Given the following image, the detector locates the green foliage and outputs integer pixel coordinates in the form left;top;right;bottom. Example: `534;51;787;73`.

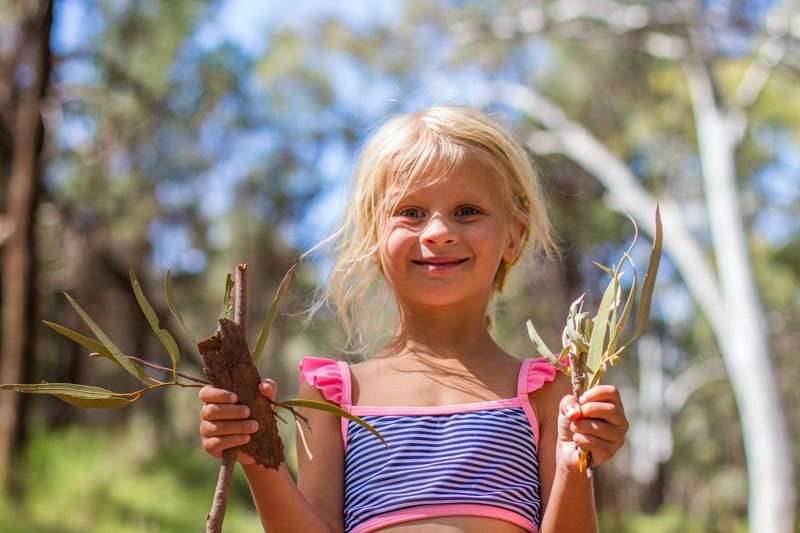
528;208;663;389
3;265;380;440
527;209;662;474
599;507;748;533
0;426;260;533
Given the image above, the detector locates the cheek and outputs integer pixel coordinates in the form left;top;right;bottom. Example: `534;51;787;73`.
381;226;414;260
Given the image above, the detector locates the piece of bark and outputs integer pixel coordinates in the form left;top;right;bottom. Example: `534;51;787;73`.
198;318;284;469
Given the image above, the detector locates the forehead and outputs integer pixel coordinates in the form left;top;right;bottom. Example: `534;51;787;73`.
386;153;507;204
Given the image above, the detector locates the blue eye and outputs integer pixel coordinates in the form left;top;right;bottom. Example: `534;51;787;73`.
398;207;423;218
456;206;481;216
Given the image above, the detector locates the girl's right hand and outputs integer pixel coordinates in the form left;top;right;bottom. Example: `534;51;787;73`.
198;379;278;465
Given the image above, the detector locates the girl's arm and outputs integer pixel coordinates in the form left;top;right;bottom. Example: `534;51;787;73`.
199;381;345;533
534;374;629;532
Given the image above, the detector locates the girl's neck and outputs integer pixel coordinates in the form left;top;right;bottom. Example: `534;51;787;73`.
383;306;503;362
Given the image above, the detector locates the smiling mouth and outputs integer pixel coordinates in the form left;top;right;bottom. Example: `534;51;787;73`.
412;258;468;268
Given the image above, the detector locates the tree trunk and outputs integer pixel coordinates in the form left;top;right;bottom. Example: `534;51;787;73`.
0;0;53;489
685;59;795;533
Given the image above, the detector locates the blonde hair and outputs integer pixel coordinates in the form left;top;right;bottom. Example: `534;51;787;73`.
310;105;556;354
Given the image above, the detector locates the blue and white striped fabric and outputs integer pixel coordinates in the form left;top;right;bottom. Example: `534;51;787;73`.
343;404;542;532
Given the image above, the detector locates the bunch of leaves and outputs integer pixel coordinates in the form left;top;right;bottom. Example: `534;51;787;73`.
526;208;663;475
0;265;383;439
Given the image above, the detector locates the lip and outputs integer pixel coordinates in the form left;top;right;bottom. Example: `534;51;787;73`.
412;257;468;270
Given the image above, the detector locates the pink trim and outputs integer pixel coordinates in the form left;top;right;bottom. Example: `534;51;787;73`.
350;398;520;417
338;361;352;451
518;358;541;445
351;504;538;533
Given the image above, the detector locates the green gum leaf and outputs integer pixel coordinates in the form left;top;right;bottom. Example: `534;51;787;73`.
277;399;387;447
130;270;180;371
526;319;562;369
63;293;150;382
607;275;637;356
586;270;620;385
165;270;198;345
632;206;663;337
42;321;113;361
0;383;138;409
253;264;296;366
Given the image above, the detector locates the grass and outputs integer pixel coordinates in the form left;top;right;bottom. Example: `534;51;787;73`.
0;423;262;533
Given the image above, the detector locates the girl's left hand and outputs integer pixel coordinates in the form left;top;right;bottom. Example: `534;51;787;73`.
557;385;629;472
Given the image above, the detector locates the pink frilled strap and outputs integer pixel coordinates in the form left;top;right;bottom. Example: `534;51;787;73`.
298;356;349;405
298;356;352;448
519;357;558;394
517;357;558;446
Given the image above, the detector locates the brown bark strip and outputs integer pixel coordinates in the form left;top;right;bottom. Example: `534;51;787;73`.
198;318;284;469
200;264;284;532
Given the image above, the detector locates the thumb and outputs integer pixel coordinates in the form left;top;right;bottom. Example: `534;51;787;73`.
259;378;278;401
560;394;582;421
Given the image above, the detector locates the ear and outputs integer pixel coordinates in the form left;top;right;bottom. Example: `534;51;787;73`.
503;216;528;264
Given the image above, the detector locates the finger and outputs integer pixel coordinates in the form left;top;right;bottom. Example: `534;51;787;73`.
198;385;238;404
576;400;629;429
201;434;251;458
560;394;582;421
570;431;624;465
570;417;627;444
200;402;251;422
259;379;278;401
199;418;259;438
579;384;622;405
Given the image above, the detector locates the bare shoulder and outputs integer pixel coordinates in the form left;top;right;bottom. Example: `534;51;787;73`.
528;371;571;425
348;357;400;405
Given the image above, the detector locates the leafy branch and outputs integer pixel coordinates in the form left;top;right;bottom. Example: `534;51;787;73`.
527;207;663;476
1;263;384;532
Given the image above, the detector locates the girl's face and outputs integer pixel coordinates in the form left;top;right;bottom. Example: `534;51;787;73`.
378;156;524;313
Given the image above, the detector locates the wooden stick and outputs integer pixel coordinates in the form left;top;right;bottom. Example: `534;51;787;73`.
206;265;247;533
201;264;285;532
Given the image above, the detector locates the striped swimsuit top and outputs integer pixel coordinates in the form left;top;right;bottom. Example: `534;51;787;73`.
299;356;557;533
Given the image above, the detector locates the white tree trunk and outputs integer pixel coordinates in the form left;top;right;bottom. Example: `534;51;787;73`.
685;59;795;533
488;81;796;532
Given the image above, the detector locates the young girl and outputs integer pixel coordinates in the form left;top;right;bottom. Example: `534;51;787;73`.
199;105;629;532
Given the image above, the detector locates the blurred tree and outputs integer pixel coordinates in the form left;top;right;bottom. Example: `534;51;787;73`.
0;0;53;489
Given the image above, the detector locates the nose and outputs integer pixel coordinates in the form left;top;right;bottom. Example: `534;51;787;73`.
421;214;456;245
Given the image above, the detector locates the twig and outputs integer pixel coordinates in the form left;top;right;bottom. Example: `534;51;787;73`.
89;353;210;384
206;264;248;533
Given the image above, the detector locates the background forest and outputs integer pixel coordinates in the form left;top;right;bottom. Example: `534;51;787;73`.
1;1;799;532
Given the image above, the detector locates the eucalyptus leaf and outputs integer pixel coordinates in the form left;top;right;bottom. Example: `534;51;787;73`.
130;269;181;370
253;264;296;366
587;274;618;380
277;398;387;447
606;275;637;356
0;383;138;409
632;206;663;337
42;321;113;361
63;293;150;382
165;270;198;345
526;320;567;371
